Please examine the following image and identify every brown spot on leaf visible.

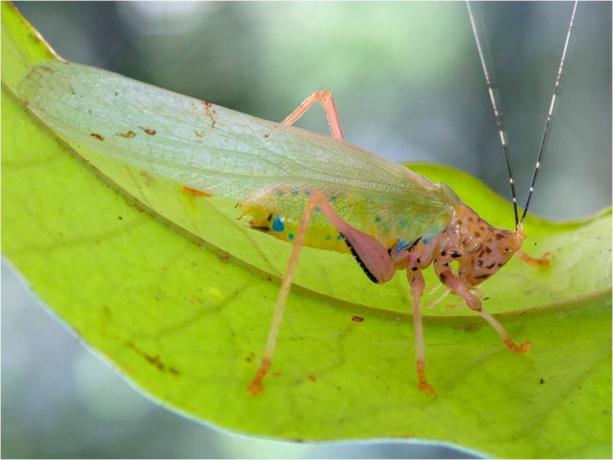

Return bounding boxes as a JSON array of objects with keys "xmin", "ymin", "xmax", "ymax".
[
  {"xmin": 539, "ymin": 378, "xmax": 545, "ymax": 385},
  {"xmin": 203, "ymin": 100, "xmax": 217, "ymax": 127},
  {"xmin": 119, "ymin": 130, "xmax": 136, "ymax": 139},
  {"xmin": 308, "ymin": 374, "xmax": 317, "ymax": 382},
  {"xmin": 90, "ymin": 132, "xmax": 104, "ymax": 141},
  {"xmin": 455, "ymin": 322, "xmax": 481, "ymax": 333},
  {"xmin": 351, "ymin": 315, "xmax": 364, "ymax": 323},
  {"xmin": 126, "ymin": 342, "xmax": 179, "ymax": 376},
  {"xmin": 182, "ymin": 186, "xmax": 211, "ymax": 198},
  {"xmin": 143, "ymin": 128, "xmax": 157, "ymax": 135}
]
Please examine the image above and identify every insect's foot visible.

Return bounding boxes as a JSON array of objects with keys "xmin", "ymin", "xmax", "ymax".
[
  {"xmin": 519, "ymin": 251, "xmax": 552, "ymax": 268},
  {"xmin": 418, "ymin": 381, "xmax": 436, "ymax": 396},
  {"xmin": 416, "ymin": 364, "xmax": 436, "ymax": 396},
  {"xmin": 505, "ymin": 338, "xmax": 531, "ymax": 354},
  {"xmin": 248, "ymin": 358, "xmax": 271, "ymax": 397}
]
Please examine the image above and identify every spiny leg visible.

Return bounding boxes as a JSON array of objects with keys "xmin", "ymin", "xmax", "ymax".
[
  {"xmin": 517, "ymin": 250, "xmax": 552, "ymax": 267},
  {"xmin": 249, "ymin": 192, "xmax": 395, "ymax": 395},
  {"xmin": 282, "ymin": 90, "xmax": 345, "ymax": 140},
  {"xmin": 477, "ymin": 308, "xmax": 531, "ymax": 354},
  {"xmin": 434, "ymin": 264, "xmax": 531, "ymax": 354},
  {"xmin": 248, "ymin": 195, "xmax": 318, "ymax": 396},
  {"xmin": 407, "ymin": 269, "xmax": 435, "ymax": 395}
]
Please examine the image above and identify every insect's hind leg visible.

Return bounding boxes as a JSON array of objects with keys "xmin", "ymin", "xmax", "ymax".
[
  {"xmin": 249, "ymin": 192, "xmax": 395, "ymax": 396},
  {"xmin": 282, "ymin": 90, "xmax": 345, "ymax": 140}
]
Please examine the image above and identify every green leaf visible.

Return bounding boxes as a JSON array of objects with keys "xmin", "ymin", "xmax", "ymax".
[{"xmin": 2, "ymin": 4, "xmax": 611, "ymax": 458}]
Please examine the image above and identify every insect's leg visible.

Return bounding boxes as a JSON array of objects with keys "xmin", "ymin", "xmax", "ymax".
[
  {"xmin": 517, "ymin": 250, "xmax": 551, "ymax": 267},
  {"xmin": 249, "ymin": 192, "xmax": 395, "ymax": 395},
  {"xmin": 433, "ymin": 262, "xmax": 531, "ymax": 354},
  {"xmin": 426, "ymin": 287, "xmax": 451, "ymax": 309},
  {"xmin": 282, "ymin": 90, "xmax": 345, "ymax": 140},
  {"xmin": 407, "ymin": 268, "xmax": 435, "ymax": 395}
]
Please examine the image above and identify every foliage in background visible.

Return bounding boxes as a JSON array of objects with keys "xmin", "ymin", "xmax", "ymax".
[{"xmin": 2, "ymin": 4, "xmax": 611, "ymax": 458}]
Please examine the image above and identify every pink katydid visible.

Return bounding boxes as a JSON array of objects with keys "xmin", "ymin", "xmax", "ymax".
[{"xmin": 17, "ymin": 1, "xmax": 578, "ymax": 396}]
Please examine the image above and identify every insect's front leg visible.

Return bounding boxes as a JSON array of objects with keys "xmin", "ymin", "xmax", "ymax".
[
  {"xmin": 282, "ymin": 90, "xmax": 345, "ymax": 140},
  {"xmin": 249, "ymin": 192, "xmax": 395, "ymax": 396},
  {"xmin": 432, "ymin": 260, "xmax": 531, "ymax": 354}
]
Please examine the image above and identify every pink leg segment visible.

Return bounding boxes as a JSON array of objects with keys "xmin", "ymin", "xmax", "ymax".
[
  {"xmin": 408, "ymin": 269, "xmax": 435, "ymax": 395},
  {"xmin": 282, "ymin": 90, "xmax": 345, "ymax": 140},
  {"xmin": 249, "ymin": 192, "xmax": 394, "ymax": 395},
  {"xmin": 433, "ymin": 262, "xmax": 531, "ymax": 354}
]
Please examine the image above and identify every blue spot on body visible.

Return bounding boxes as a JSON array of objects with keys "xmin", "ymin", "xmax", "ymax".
[
  {"xmin": 291, "ymin": 190, "xmax": 299, "ymax": 196},
  {"xmin": 399, "ymin": 218, "xmax": 407, "ymax": 227},
  {"xmin": 272, "ymin": 215, "xmax": 285, "ymax": 232},
  {"xmin": 395, "ymin": 239, "xmax": 413, "ymax": 253},
  {"xmin": 288, "ymin": 233, "xmax": 295, "ymax": 240}
]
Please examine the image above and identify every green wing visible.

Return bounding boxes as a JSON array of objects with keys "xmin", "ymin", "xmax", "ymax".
[{"xmin": 19, "ymin": 61, "xmax": 457, "ymax": 246}]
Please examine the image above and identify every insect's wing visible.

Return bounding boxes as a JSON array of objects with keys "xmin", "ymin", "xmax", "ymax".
[{"xmin": 19, "ymin": 61, "xmax": 457, "ymax": 245}]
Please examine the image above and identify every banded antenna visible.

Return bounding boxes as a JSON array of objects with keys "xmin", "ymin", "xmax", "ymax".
[
  {"xmin": 465, "ymin": 1, "xmax": 519, "ymax": 228},
  {"xmin": 520, "ymin": 0, "xmax": 578, "ymax": 223}
]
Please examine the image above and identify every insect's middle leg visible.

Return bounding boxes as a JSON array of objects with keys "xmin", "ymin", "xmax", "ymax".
[
  {"xmin": 282, "ymin": 90, "xmax": 345, "ymax": 140},
  {"xmin": 249, "ymin": 192, "xmax": 395, "ymax": 396},
  {"xmin": 433, "ymin": 262, "xmax": 531, "ymax": 354},
  {"xmin": 407, "ymin": 268, "xmax": 435, "ymax": 396}
]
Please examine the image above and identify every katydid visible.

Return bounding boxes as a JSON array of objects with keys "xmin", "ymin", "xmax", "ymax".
[{"xmin": 17, "ymin": 1, "xmax": 577, "ymax": 396}]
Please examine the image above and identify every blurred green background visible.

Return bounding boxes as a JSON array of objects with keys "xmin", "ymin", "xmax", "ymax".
[{"xmin": 3, "ymin": 1, "xmax": 610, "ymax": 458}]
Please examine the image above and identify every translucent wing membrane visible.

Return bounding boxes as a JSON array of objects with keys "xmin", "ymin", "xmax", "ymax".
[{"xmin": 19, "ymin": 61, "xmax": 456, "ymax": 246}]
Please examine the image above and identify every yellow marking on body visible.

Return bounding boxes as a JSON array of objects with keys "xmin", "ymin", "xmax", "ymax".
[{"xmin": 245, "ymin": 205, "xmax": 349, "ymax": 254}]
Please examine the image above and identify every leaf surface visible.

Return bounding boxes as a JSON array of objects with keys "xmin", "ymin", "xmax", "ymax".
[{"xmin": 2, "ymin": 4, "xmax": 611, "ymax": 458}]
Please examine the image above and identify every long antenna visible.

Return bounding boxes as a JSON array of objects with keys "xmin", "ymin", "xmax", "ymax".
[
  {"xmin": 520, "ymin": 0, "xmax": 578, "ymax": 223},
  {"xmin": 466, "ymin": 1, "xmax": 519, "ymax": 229}
]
